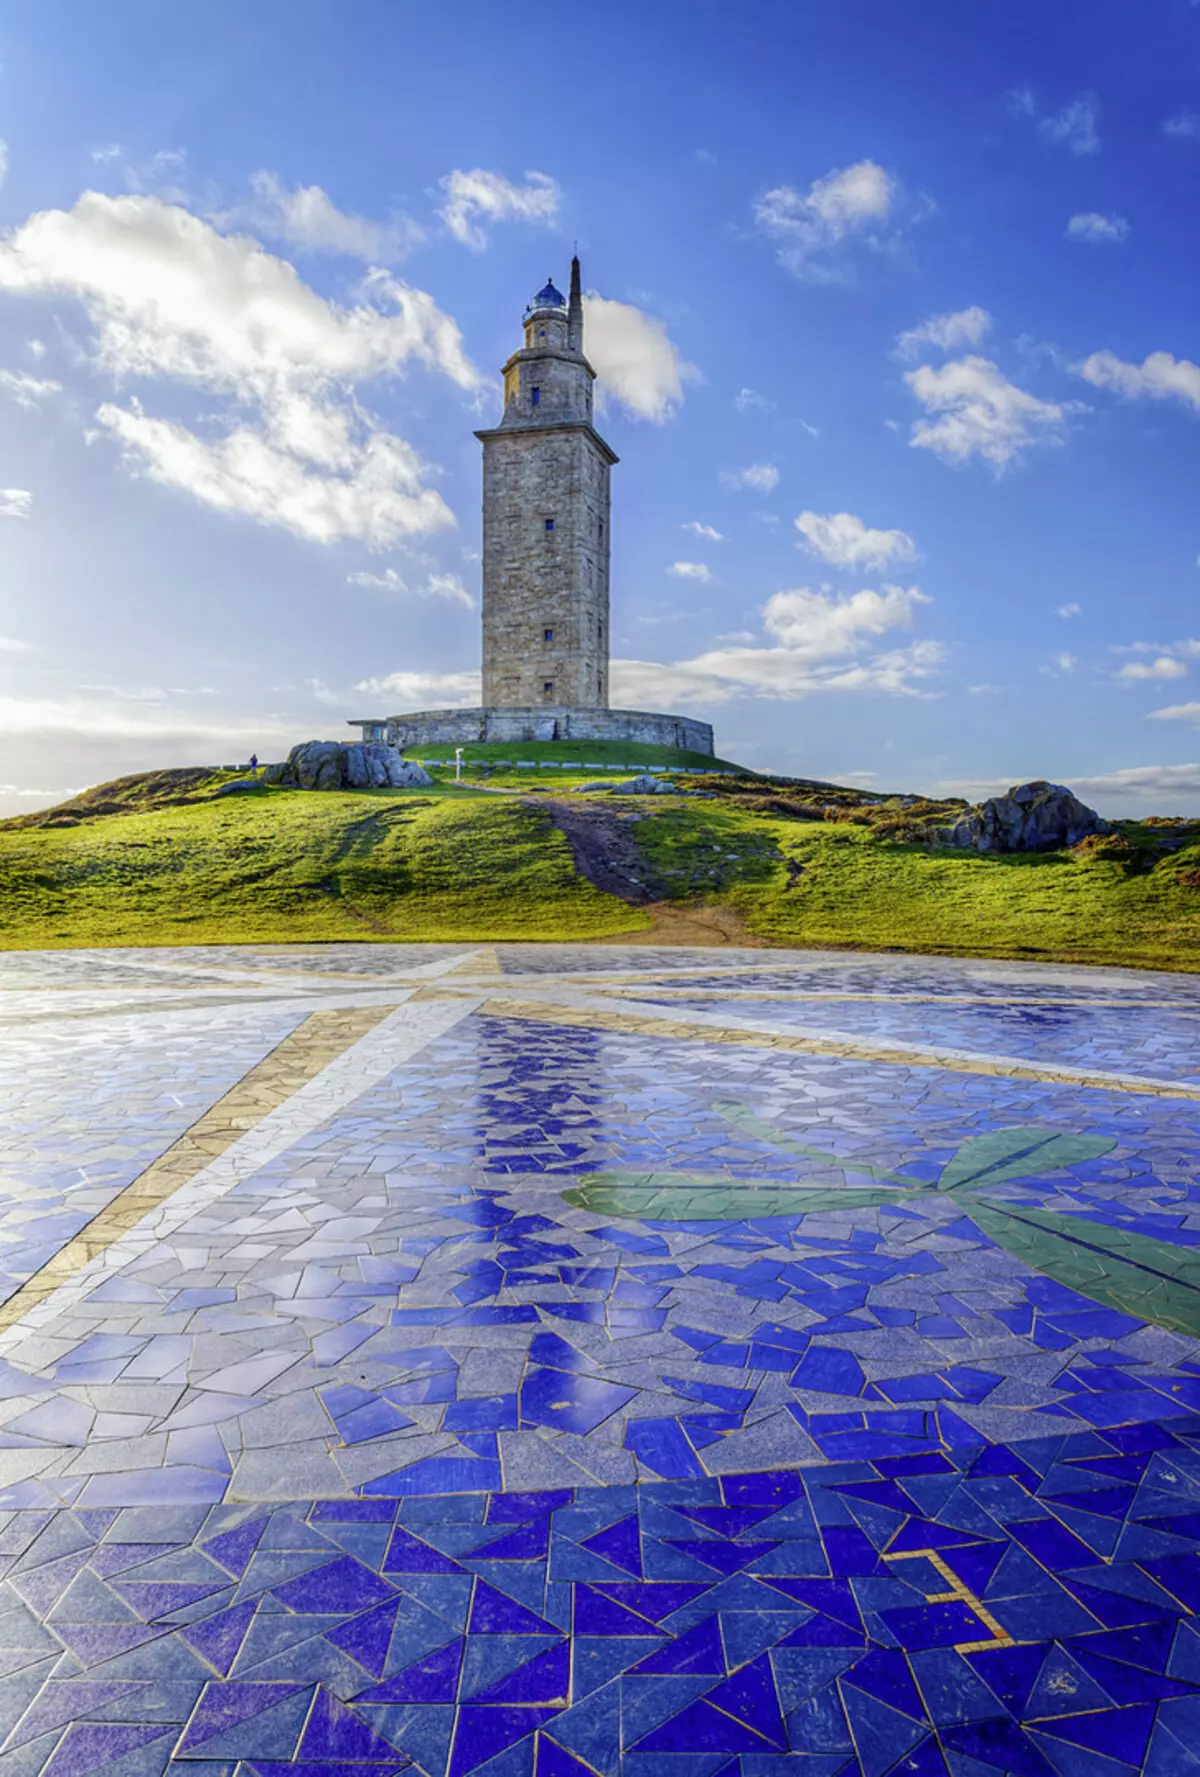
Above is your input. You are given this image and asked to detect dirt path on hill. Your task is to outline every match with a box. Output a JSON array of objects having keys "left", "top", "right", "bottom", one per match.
[
  {"left": 531, "top": 798, "right": 760, "bottom": 947},
  {"left": 531, "top": 799, "right": 663, "bottom": 904}
]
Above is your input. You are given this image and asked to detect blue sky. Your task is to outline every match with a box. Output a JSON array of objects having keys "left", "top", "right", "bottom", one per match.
[{"left": 0, "top": 0, "right": 1198, "bottom": 814}]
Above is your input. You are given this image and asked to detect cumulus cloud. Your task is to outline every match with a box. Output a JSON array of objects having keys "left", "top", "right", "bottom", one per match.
[
  {"left": 1117, "top": 656, "right": 1188, "bottom": 682},
  {"left": 1066, "top": 212, "right": 1129, "bottom": 244},
  {"left": 239, "top": 171, "right": 423, "bottom": 264},
  {"left": 611, "top": 582, "right": 939, "bottom": 707},
  {"left": 1151, "top": 702, "right": 1200, "bottom": 724},
  {"left": 1163, "top": 113, "right": 1200, "bottom": 140},
  {"left": 905, "top": 357, "right": 1067, "bottom": 468},
  {"left": 734, "top": 387, "right": 773, "bottom": 412},
  {"left": 352, "top": 668, "right": 481, "bottom": 707},
  {"left": 347, "top": 567, "right": 475, "bottom": 608},
  {"left": 720, "top": 462, "right": 779, "bottom": 493},
  {"left": 754, "top": 160, "right": 901, "bottom": 282},
  {"left": 795, "top": 509, "right": 917, "bottom": 572},
  {"left": 0, "top": 192, "right": 485, "bottom": 548},
  {"left": 1040, "top": 652, "right": 1077, "bottom": 676},
  {"left": 895, "top": 306, "right": 991, "bottom": 360},
  {"left": 667, "top": 561, "right": 711, "bottom": 582},
  {"left": 1078, "top": 349, "right": 1200, "bottom": 414},
  {"left": 0, "top": 369, "right": 60, "bottom": 408},
  {"left": 1039, "top": 94, "right": 1101, "bottom": 156},
  {"left": 0, "top": 489, "right": 32, "bottom": 518},
  {"left": 582, "top": 292, "right": 693, "bottom": 423},
  {"left": 437, "top": 169, "right": 560, "bottom": 251},
  {"left": 683, "top": 521, "right": 723, "bottom": 541},
  {"left": 1057, "top": 602, "right": 1082, "bottom": 618}
]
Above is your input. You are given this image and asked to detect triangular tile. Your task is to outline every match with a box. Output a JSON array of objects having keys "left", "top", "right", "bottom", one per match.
[{"left": 180, "top": 1598, "right": 258, "bottom": 1676}]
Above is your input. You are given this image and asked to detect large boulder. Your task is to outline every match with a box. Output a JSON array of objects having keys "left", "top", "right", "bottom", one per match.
[
  {"left": 948, "top": 780, "right": 1111, "bottom": 853},
  {"left": 615, "top": 774, "right": 678, "bottom": 795},
  {"left": 271, "top": 742, "right": 432, "bottom": 791}
]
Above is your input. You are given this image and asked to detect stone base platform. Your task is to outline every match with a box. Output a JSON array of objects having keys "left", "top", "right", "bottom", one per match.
[{"left": 349, "top": 703, "right": 714, "bottom": 754}]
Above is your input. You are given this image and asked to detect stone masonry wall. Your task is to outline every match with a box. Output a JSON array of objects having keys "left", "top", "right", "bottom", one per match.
[
  {"left": 478, "top": 424, "right": 612, "bottom": 709},
  {"left": 349, "top": 706, "right": 714, "bottom": 755}
]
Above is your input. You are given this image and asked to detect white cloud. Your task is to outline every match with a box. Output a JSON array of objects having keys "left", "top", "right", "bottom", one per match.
[
  {"left": 0, "top": 192, "right": 485, "bottom": 549},
  {"left": 346, "top": 567, "right": 475, "bottom": 609},
  {"left": 1117, "top": 656, "right": 1188, "bottom": 682},
  {"left": 26, "top": 338, "right": 46, "bottom": 360},
  {"left": 1040, "top": 652, "right": 1077, "bottom": 676},
  {"left": 0, "top": 141, "right": 8, "bottom": 190},
  {"left": 581, "top": 292, "right": 693, "bottom": 424},
  {"left": 305, "top": 677, "right": 343, "bottom": 706},
  {"left": 1066, "top": 212, "right": 1129, "bottom": 244},
  {"left": 683, "top": 521, "right": 722, "bottom": 541},
  {"left": 352, "top": 668, "right": 481, "bottom": 707},
  {"left": 612, "top": 582, "right": 938, "bottom": 707},
  {"left": 91, "top": 144, "right": 125, "bottom": 163},
  {"left": 895, "top": 306, "right": 991, "bottom": 360},
  {"left": 240, "top": 171, "right": 423, "bottom": 264},
  {"left": 1039, "top": 94, "right": 1101, "bottom": 155},
  {"left": 1007, "top": 87, "right": 1037, "bottom": 119},
  {"left": 1057, "top": 602, "right": 1082, "bottom": 618},
  {"left": 795, "top": 509, "right": 916, "bottom": 571},
  {"left": 667, "top": 561, "right": 711, "bottom": 582},
  {"left": 436, "top": 169, "right": 560, "bottom": 251},
  {"left": 734, "top": 387, "right": 773, "bottom": 412},
  {"left": 1163, "top": 113, "right": 1200, "bottom": 139},
  {"left": 1070, "top": 764, "right": 1200, "bottom": 801},
  {"left": 905, "top": 357, "right": 1067, "bottom": 468},
  {"left": 1078, "top": 349, "right": 1200, "bottom": 414},
  {"left": 721, "top": 463, "right": 779, "bottom": 494},
  {"left": 0, "top": 489, "right": 32, "bottom": 518},
  {"left": 1151, "top": 703, "right": 1200, "bottom": 724},
  {"left": 0, "top": 634, "right": 31, "bottom": 651},
  {"left": 754, "top": 160, "right": 900, "bottom": 282},
  {"left": 0, "top": 369, "right": 61, "bottom": 408}
]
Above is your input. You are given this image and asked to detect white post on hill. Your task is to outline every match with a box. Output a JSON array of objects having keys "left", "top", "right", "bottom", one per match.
[{"left": 455, "top": 747, "right": 464, "bottom": 783}]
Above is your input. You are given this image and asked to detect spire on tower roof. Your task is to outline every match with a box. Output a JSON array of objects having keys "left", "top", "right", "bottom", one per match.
[{"left": 568, "top": 254, "right": 583, "bottom": 353}]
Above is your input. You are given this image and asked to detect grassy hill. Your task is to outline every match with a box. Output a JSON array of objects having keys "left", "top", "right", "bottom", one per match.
[{"left": 1, "top": 758, "right": 1197, "bottom": 968}]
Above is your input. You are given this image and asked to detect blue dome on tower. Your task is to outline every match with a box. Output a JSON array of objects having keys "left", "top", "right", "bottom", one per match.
[{"left": 527, "top": 277, "right": 566, "bottom": 314}]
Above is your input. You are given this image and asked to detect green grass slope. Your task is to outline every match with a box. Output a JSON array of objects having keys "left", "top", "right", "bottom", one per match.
[
  {"left": 1, "top": 768, "right": 1197, "bottom": 968},
  {"left": 0, "top": 784, "right": 647, "bottom": 947}
]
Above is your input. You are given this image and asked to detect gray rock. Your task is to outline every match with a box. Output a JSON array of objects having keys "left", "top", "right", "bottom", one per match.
[
  {"left": 213, "top": 778, "right": 262, "bottom": 797},
  {"left": 948, "top": 780, "right": 1111, "bottom": 853},
  {"left": 577, "top": 781, "right": 617, "bottom": 793},
  {"left": 275, "top": 741, "right": 433, "bottom": 792},
  {"left": 615, "top": 774, "right": 678, "bottom": 795}
]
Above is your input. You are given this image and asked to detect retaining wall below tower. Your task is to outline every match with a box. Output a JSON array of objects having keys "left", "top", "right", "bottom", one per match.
[{"left": 349, "top": 706, "right": 714, "bottom": 755}]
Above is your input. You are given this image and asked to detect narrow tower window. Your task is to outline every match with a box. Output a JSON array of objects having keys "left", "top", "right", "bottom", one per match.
[
  {"left": 543, "top": 627, "right": 554, "bottom": 642},
  {"left": 544, "top": 518, "right": 555, "bottom": 532},
  {"left": 543, "top": 681, "right": 554, "bottom": 697},
  {"left": 531, "top": 387, "right": 540, "bottom": 406}
]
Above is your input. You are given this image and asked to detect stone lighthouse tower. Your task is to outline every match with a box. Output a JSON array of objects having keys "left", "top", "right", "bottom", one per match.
[{"left": 475, "top": 258, "right": 618, "bottom": 708}]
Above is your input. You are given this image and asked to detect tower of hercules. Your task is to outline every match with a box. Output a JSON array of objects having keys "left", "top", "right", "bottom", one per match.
[{"left": 475, "top": 258, "right": 617, "bottom": 709}]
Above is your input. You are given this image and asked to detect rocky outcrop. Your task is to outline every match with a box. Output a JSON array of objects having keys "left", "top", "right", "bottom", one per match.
[
  {"left": 948, "top": 781, "right": 1111, "bottom": 853},
  {"left": 615, "top": 774, "right": 678, "bottom": 795},
  {"left": 263, "top": 742, "right": 433, "bottom": 791}
]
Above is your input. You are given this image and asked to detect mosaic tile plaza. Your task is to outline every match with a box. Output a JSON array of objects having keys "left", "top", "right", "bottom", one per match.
[{"left": 1, "top": 938, "right": 1199, "bottom": 1777}]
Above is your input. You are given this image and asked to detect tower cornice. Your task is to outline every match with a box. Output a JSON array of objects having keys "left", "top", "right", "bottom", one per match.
[{"left": 474, "top": 418, "right": 618, "bottom": 465}]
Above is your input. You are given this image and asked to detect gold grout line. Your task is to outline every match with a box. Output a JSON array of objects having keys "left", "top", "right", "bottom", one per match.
[
  {"left": 472, "top": 994, "right": 1200, "bottom": 1099},
  {"left": 0, "top": 1002, "right": 398, "bottom": 1334},
  {"left": 885, "top": 1547, "right": 1015, "bottom": 1652}
]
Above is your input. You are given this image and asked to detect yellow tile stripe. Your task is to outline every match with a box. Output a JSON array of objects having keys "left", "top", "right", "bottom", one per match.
[
  {"left": 885, "top": 1547, "right": 1015, "bottom": 1653},
  {"left": 0, "top": 1003, "right": 397, "bottom": 1334},
  {"left": 473, "top": 994, "right": 1200, "bottom": 1100}
]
